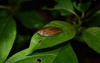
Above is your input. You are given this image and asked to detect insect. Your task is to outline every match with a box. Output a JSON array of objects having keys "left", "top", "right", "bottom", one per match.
[{"left": 37, "top": 26, "right": 62, "bottom": 36}]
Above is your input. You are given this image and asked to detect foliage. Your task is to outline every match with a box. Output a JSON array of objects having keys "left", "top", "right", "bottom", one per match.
[{"left": 0, "top": 0, "right": 100, "bottom": 63}]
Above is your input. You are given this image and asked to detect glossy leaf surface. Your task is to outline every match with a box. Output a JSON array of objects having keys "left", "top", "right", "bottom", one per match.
[
  {"left": 28, "top": 21, "right": 76, "bottom": 54},
  {"left": 83, "top": 27, "right": 100, "bottom": 53},
  {"left": 16, "top": 44, "right": 78, "bottom": 63}
]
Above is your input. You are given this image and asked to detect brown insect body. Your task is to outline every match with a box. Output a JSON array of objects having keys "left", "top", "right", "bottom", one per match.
[{"left": 38, "top": 26, "right": 62, "bottom": 36}]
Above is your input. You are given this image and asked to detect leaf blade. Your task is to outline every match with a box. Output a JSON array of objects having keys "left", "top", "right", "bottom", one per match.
[
  {"left": 5, "top": 21, "right": 76, "bottom": 63},
  {"left": 0, "top": 16, "right": 16, "bottom": 63},
  {"left": 18, "top": 11, "right": 45, "bottom": 29},
  {"left": 15, "top": 44, "right": 78, "bottom": 63},
  {"left": 28, "top": 21, "right": 76, "bottom": 54},
  {"left": 54, "top": 0, "right": 75, "bottom": 15},
  {"left": 82, "top": 27, "right": 100, "bottom": 53}
]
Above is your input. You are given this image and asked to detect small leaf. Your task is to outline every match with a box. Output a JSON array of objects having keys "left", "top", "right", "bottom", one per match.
[
  {"left": 82, "top": 27, "right": 100, "bottom": 53},
  {"left": 28, "top": 21, "right": 76, "bottom": 54},
  {"left": 0, "top": 16, "right": 16, "bottom": 63},
  {"left": 73, "top": 1, "right": 91, "bottom": 12},
  {"left": 19, "top": 11, "right": 45, "bottom": 29},
  {"left": 59, "top": 10, "right": 72, "bottom": 16},
  {"left": 54, "top": 0, "right": 75, "bottom": 15},
  {"left": 15, "top": 44, "right": 78, "bottom": 63}
]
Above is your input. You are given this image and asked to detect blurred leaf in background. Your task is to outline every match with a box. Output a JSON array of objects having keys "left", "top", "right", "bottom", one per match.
[
  {"left": 18, "top": 11, "right": 46, "bottom": 30},
  {"left": 54, "top": 0, "right": 75, "bottom": 16},
  {"left": 73, "top": 0, "right": 91, "bottom": 12},
  {"left": 0, "top": 16, "right": 16, "bottom": 63}
]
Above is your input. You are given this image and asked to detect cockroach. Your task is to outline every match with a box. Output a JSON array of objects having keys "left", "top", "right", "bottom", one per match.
[{"left": 38, "top": 26, "right": 62, "bottom": 36}]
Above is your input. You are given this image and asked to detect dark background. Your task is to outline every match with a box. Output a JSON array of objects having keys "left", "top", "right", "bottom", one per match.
[{"left": 0, "top": 0, "right": 100, "bottom": 63}]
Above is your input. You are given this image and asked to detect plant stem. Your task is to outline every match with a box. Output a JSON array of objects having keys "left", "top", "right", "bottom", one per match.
[
  {"left": 71, "top": 11, "right": 82, "bottom": 25},
  {"left": 81, "top": 12, "right": 85, "bottom": 18},
  {"left": 0, "top": 5, "right": 11, "bottom": 10},
  {"left": 83, "top": 3, "right": 100, "bottom": 20}
]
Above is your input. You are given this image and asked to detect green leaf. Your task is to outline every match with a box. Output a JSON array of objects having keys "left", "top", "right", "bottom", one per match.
[
  {"left": 15, "top": 44, "right": 78, "bottom": 63},
  {"left": 59, "top": 10, "right": 72, "bottom": 16},
  {"left": 28, "top": 21, "right": 76, "bottom": 54},
  {"left": 5, "top": 49, "right": 29, "bottom": 63},
  {"left": 19, "top": 11, "right": 45, "bottom": 29},
  {"left": 82, "top": 27, "right": 100, "bottom": 53},
  {"left": 0, "top": 16, "right": 16, "bottom": 63},
  {"left": 73, "top": 1, "right": 91, "bottom": 12},
  {"left": 54, "top": 0, "right": 75, "bottom": 16},
  {"left": 5, "top": 21, "right": 76, "bottom": 63}
]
